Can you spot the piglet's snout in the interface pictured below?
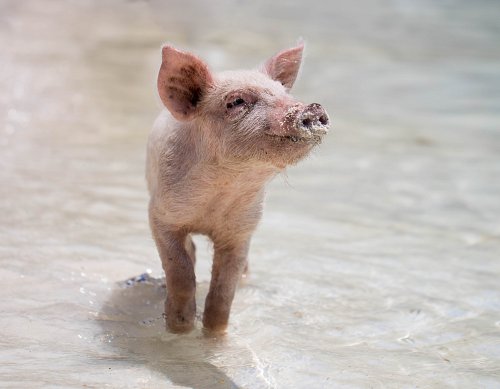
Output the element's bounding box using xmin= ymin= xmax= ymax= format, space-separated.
xmin=296 ymin=103 xmax=330 ymax=138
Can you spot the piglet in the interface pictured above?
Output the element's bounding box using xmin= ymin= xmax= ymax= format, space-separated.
xmin=146 ymin=42 xmax=330 ymax=333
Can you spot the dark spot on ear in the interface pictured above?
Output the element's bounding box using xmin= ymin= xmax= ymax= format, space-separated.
xmin=189 ymin=87 xmax=202 ymax=106
xmin=169 ymin=95 xmax=173 ymax=99
xmin=180 ymin=65 xmax=197 ymax=78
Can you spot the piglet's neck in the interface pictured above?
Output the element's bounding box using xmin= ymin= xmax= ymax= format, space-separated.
xmin=186 ymin=120 xmax=283 ymax=180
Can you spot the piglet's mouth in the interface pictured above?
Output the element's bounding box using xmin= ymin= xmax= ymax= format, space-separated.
xmin=265 ymin=133 xmax=324 ymax=144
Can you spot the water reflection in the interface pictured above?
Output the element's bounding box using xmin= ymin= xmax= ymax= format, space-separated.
xmin=98 ymin=276 xmax=276 ymax=388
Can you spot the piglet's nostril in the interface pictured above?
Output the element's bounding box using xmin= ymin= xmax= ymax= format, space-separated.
xmin=296 ymin=103 xmax=330 ymax=135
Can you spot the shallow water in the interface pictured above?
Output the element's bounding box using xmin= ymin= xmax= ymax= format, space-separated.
xmin=1 ymin=0 xmax=500 ymax=387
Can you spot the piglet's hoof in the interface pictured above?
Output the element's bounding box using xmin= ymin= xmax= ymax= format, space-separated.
xmin=202 ymin=309 xmax=229 ymax=335
xmin=202 ymin=323 xmax=228 ymax=337
xmin=165 ymin=313 xmax=195 ymax=333
xmin=165 ymin=298 xmax=196 ymax=333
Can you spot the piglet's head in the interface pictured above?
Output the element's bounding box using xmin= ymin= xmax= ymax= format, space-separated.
xmin=158 ymin=43 xmax=330 ymax=168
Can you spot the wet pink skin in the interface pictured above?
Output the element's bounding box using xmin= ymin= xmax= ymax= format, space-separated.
xmin=146 ymin=43 xmax=330 ymax=333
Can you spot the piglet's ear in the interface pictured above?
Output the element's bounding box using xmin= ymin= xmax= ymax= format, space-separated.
xmin=158 ymin=46 xmax=213 ymax=121
xmin=263 ymin=42 xmax=304 ymax=90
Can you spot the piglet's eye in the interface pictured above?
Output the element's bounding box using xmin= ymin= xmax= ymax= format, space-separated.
xmin=226 ymin=98 xmax=245 ymax=109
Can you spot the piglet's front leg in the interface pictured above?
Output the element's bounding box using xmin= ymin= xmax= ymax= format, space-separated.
xmin=149 ymin=214 xmax=196 ymax=333
xmin=203 ymin=240 xmax=250 ymax=333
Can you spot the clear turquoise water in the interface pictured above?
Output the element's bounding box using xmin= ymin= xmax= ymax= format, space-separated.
xmin=1 ymin=0 xmax=499 ymax=387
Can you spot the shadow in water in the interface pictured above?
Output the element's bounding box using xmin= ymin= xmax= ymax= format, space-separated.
xmin=96 ymin=274 xmax=242 ymax=389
